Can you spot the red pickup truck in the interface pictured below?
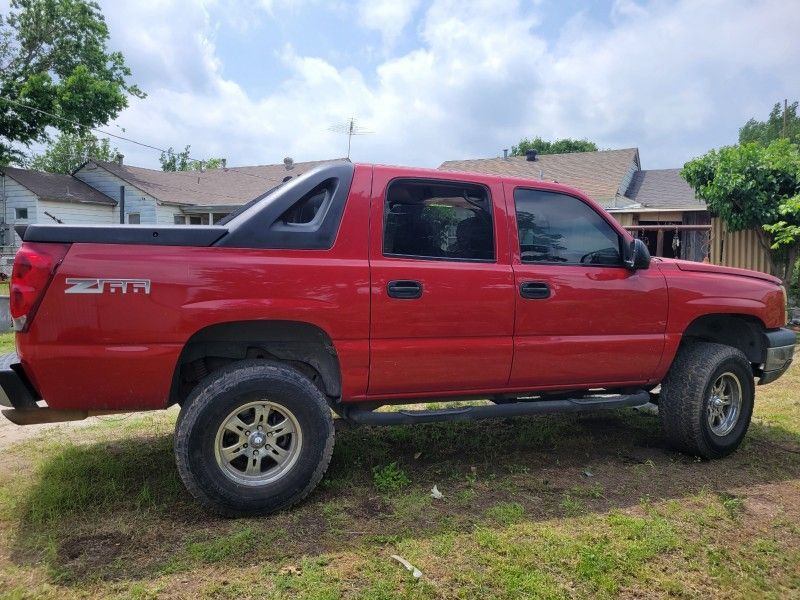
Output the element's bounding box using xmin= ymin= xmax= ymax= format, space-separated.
xmin=1 ymin=161 xmax=794 ymax=515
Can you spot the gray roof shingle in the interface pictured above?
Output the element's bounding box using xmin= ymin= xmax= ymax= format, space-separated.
xmin=84 ymin=158 xmax=346 ymax=207
xmin=1 ymin=166 xmax=117 ymax=206
xmin=439 ymin=148 xmax=640 ymax=205
xmin=625 ymin=168 xmax=706 ymax=210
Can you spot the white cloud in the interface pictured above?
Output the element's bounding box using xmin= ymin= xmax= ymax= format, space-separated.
xmin=357 ymin=0 xmax=421 ymax=48
xmin=94 ymin=0 xmax=800 ymax=172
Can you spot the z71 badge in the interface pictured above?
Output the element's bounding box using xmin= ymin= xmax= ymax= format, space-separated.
xmin=65 ymin=278 xmax=151 ymax=295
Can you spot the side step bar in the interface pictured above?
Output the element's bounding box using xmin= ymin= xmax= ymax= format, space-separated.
xmin=341 ymin=391 xmax=651 ymax=426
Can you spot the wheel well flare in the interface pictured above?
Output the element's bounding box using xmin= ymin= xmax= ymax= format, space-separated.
xmin=682 ymin=314 xmax=766 ymax=365
xmin=171 ymin=320 xmax=341 ymax=405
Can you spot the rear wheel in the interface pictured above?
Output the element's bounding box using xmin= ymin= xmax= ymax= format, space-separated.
xmin=660 ymin=342 xmax=754 ymax=459
xmin=175 ymin=360 xmax=334 ymax=516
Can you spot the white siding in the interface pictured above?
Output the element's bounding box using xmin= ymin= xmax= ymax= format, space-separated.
xmin=1 ymin=176 xmax=39 ymax=246
xmin=38 ymin=199 xmax=114 ymax=225
xmin=74 ymin=165 xmax=159 ymax=224
xmin=156 ymin=202 xmax=186 ymax=225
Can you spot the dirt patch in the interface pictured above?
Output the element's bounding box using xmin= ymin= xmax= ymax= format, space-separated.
xmin=357 ymin=495 xmax=393 ymax=517
xmin=60 ymin=532 xmax=130 ymax=568
xmin=0 ymin=406 xmax=181 ymax=452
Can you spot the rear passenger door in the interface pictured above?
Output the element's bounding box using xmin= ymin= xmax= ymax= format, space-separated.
xmin=368 ymin=168 xmax=515 ymax=397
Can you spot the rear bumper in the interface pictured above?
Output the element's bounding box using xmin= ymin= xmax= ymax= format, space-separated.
xmin=759 ymin=328 xmax=796 ymax=385
xmin=0 ymin=352 xmax=40 ymax=409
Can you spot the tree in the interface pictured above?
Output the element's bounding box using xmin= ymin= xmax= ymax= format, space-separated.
xmin=511 ymin=137 xmax=597 ymax=156
xmin=739 ymin=101 xmax=800 ymax=146
xmin=682 ymin=139 xmax=800 ymax=287
xmin=0 ymin=0 xmax=144 ymax=165
xmin=160 ymin=144 xmax=226 ymax=172
xmin=27 ymin=130 xmax=117 ymax=173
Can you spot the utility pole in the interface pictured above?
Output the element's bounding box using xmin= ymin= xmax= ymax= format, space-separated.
xmin=784 ymin=98 xmax=788 ymax=138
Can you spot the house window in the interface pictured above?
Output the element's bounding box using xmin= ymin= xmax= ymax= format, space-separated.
xmin=514 ymin=188 xmax=622 ymax=266
xmin=383 ymin=179 xmax=495 ymax=261
xmin=189 ymin=216 xmax=203 ymax=225
xmin=14 ymin=208 xmax=28 ymax=220
xmin=127 ymin=213 xmax=141 ymax=224
xmin=174 ymin=215 xmax=186 ymax=225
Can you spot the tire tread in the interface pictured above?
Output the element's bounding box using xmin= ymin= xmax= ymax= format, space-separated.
xmin=660 ymin=342 xmax=752 ymax=459
xmin=174 ymin=360 xmax=335 ymax=517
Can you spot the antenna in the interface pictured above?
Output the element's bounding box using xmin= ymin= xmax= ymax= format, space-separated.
xmin=327 ymin=117 xmax=373 ymax=158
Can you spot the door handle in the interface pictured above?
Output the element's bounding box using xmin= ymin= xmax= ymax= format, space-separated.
xmin=387 ymin=280 xmax=422 ymax=299
xmin=520 ymin=281 xmax=550 ymax=299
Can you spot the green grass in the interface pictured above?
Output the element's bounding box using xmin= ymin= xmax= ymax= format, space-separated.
xmin=371 ymin=462 xmax=411 ymax=493
xmin=0 ymin=331 xmax=15 ymax=353
xmin=0 ymin=356 xmax=798 ymax=598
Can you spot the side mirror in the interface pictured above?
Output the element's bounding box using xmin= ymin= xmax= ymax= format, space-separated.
xmin=624 ymin=238 xmax=651 ymax=271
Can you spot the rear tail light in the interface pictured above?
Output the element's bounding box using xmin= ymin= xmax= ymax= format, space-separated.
xmin=10 ymin=242 xmax=70 ymax=332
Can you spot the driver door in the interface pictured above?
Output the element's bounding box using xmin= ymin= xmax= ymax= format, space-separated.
xmin=506 ymin=185 xmax=668 ymax=388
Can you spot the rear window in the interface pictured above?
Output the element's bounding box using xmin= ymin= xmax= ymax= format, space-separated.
xmin=383 ymin=179 xmax=494 ymax=261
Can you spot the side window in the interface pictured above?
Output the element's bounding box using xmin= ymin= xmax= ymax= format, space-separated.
xmin=277 ymin=181 xmax=332 ymax=226
xmin=514 ymin=188 xmax=622 ymax=266
xmin=383 ymin=180 xmax=495 ymax=261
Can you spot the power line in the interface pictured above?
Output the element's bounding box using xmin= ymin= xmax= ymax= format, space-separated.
xmin=0 ymin=95 xmax=295 ymax=185
xmin=1 ymin=95 xmax=174 ymax=155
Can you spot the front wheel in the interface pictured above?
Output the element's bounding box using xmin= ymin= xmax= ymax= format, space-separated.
xmin=174 ymin=360 xmax=335 ymax=516
xmin=659 ymin=342 xmax=754 ymax=459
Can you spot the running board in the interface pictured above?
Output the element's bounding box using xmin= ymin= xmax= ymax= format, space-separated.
xmin=341 ymin=391 xmax=651 ymax=426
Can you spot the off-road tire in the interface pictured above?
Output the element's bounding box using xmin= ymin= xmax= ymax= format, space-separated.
xmin=660 ymin=342 xmax=754 ymax=459
xmin=175 ymin=360 xmax=335 ymax=516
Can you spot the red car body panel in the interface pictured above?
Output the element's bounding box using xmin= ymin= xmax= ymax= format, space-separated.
xmin=14 ymin=164 xmax=788 ymax=412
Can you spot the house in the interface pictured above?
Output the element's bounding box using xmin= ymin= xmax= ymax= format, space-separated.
xmin=0 ymin=166 xmax=117 ymax=247
xmin=440 ymin=149 xmax=712 ymax=263
xmin=0 ymin=158 xmax=339 ymax=252
xmin=72 ymin=157 xmax=339 ymax=225
xmin=610 ymin=168 xmax=710 ymax=263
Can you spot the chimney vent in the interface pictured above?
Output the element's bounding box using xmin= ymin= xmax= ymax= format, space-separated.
xmin=525 ymin=149 xmax=537 ymax=162
xmin=115 ymin=153 xmax=124 ymax=165
xmin=221 ymin=158 xmax=227 ymax=169
xmin=283 ymin=157 xmax=295 ymax=171
xmin=503 ymin=149 xmax=508 ymax=160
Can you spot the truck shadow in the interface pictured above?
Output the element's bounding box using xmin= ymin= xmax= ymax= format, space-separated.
xmin=6 ymin=407 xmax=800 ymax=585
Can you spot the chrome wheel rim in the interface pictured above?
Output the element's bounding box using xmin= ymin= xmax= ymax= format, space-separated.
xmin=706 ymin=372 xmax=742 ymax=437
xmin=214 ymin=400 xmax=302 ymax=486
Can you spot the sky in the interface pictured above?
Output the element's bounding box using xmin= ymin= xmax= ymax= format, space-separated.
xmin=7 ymin=0 xmax=800 ymax=170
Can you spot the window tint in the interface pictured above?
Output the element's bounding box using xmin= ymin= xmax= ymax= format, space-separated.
xmin=383 ymin=180 xmax=494 ymax=261
xmin=514 ymin=188 xmax=622 ymax=266
xmin=278 ymin=182 xmax=331 ymax=225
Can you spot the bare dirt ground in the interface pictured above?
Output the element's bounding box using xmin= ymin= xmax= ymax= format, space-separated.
xmin=0 ymin=406 xmax=179 ymax=449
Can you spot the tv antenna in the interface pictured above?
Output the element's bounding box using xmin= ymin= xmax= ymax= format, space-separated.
xmin=327 ymin=117 xmax=373 ymax=158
